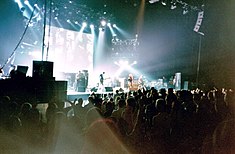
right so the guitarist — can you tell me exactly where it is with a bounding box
[99,72,105,86]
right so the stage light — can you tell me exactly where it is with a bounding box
[171,0,177,10]
[171,4,177,10]
[130,61,137,66]
[101,20,106,27]
[24,0,34,11]
[90,24,95,36]
[67,19,70,23]
[119,60,129,66]
[114,61,118,65]
[161,0,167,6]
[90,24,94,29]
[82,22,87,27]
[183,5,189,15]
[24,0,29,5]
[149,0,160,4]
[99,27,103,31]
[113,24,117,28]
[183,9,188,15]
[107,22,116,36]
[34,4,40,10]
[15,0,25,12]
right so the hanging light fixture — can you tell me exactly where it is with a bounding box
[161,0,167,6]
[149,0,160,4]
[170,0,177,10]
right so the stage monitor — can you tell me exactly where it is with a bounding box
[17,65,28,75]
[13,65,29,78]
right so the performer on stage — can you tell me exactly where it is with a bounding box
[76,71,85,91]
[99,72,105,86]
[128,73,133,88]
[138,75,144,89]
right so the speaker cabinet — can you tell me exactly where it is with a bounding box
[33,61,54,79]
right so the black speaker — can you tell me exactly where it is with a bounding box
[105,87,113,92]
[17,65,28,75]
[33,61,54,79]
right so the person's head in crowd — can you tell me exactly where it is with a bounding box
[0,95,11,104]
[155,98,166,113]
[81,118,129,154]
[126,97,136,113]
[118,99,126,109]
[20,102,32,115]
[86,107,103,127]
[168,88,174,94]
[115,89,119,94]
[77,98,83,107]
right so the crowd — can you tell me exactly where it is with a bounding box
[0,86,234,153]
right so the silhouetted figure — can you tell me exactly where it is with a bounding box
[99,72,105,86]
[128,73,133,88]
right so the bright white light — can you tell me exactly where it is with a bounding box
[119,60,129,66]
[171,5,177,10]
[183,9,188,15]
[113,24,117,28]
[24,0,29,5]
[162,1,166,6]
[107,23,111,27]
[82,22,87,27]
[15,0,20,3]
[101,20,106,26]
[90,24,94,29]
[28,51,41,59]
[149,0,160,4]
[99,27,103,31]
[67,19,70,23]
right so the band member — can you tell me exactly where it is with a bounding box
[128,73,133,87]
[138,75,144,89]
[99,72,105,86]
[76,71,85,91]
